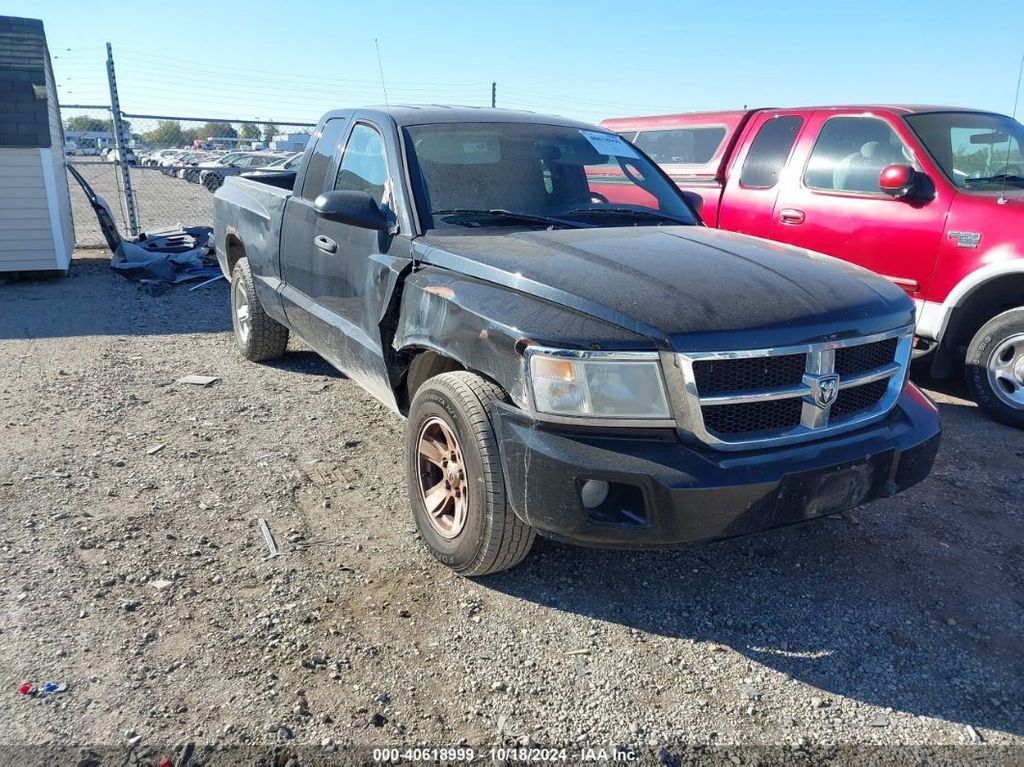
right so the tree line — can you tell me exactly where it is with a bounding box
[64,116,284,148]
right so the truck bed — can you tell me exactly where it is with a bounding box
[213,175,293,283]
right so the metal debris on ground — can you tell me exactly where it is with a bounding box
[178,375,219,387]
[66,164,219,286]
[146,444,165,455]
[258,518,280,559]
[188,275,226,292]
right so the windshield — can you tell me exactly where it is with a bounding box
[905,111,1024,190]
[403,122,698,230]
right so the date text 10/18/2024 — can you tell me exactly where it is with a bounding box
[372,746,638,763]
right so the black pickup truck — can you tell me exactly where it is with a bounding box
[213,106,941,576]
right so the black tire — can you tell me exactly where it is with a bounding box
[964,307,1024,428]
[230,257,289,362]
[406,371,535,576]
[204,174,222,192]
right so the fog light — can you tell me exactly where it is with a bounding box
[580,479,610,509]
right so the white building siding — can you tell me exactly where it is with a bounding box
[0,147,58,269]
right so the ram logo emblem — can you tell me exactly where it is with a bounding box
[812,374,839,407]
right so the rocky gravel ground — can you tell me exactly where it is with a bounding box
[1,255,1022,765]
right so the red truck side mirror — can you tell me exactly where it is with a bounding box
[878,164,919,199]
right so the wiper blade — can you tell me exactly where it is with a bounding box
[964,174,1024,186]
[566,207,692,225]
[431,208,590,229]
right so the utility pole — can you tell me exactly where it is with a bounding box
[106,43,139,238]
[491,82,496,109]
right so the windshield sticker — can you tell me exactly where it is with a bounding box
[579,129,639,159]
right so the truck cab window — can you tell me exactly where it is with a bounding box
[334,124,389,205]
[905,111,1024,189]
[739,116,803,189]
[804,116,914,194]
[633,127,726,165]
[300,118,348,200]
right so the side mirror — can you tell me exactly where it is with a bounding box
[314,190,388,231]
[681,190,703,215]
[879,164,922,200]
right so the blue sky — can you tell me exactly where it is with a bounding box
[9,0,1024,125]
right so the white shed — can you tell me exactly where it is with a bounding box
[0,15,75,274]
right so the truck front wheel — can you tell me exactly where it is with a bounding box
[406,372,535,576]
[965,307,1024,428]
[230,257,289,362]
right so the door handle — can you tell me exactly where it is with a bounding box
[779,208,805,225]
[314,235,337,254]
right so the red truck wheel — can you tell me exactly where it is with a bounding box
[965,308,1024,429]
[406,372,535,576]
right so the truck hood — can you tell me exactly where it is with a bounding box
[415,226,914,352]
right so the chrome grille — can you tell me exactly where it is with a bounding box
[692,353,805,394]
[701,397,803,435]
[674,327,913,450]
[830,379,889,421]
[835,337,899,377]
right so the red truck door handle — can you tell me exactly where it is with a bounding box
[314,235,337,254]
[779,208,805,225]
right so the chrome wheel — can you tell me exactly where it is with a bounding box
[416,416,468,539]
[987,333,1024,409]
[233,278,251,346]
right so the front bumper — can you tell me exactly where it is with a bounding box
[493,384,941,548]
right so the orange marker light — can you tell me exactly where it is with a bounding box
[533,357,575,382]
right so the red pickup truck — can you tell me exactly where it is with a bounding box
[601,106,1024,428]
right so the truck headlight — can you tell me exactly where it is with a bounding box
[527,349,672,421]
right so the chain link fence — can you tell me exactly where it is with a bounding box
[63,105,314,248]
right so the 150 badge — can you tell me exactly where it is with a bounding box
[947,230,982,249]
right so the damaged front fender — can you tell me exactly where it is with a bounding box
[392,266,653,410]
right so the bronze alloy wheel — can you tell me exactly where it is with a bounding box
[416,416,469,539]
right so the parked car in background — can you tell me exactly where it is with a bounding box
[213,106,940,575]
[103,146,137,164]
[200,152,289,191]
[604,106,1024,427]
[142,149,186,166]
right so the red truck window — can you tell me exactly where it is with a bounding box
[633,127,726,165]
[804,116,914,194]
[905,111,1024,188]
[739,116,803,189]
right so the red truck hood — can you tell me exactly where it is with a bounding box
[415,226,915,352]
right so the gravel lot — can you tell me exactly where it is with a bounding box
[1,255,1022,764]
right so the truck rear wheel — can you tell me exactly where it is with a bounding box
[230,257,289,362]
[406,372,535,576]
[965,307,1024,428]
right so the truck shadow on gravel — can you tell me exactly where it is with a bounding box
[0,258,233,339]
[266,350,347,379]
[485,401,1024,736]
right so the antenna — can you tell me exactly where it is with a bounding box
[374,38,391,111]
[1012,50,1024,120]
[999,50,1024,202]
